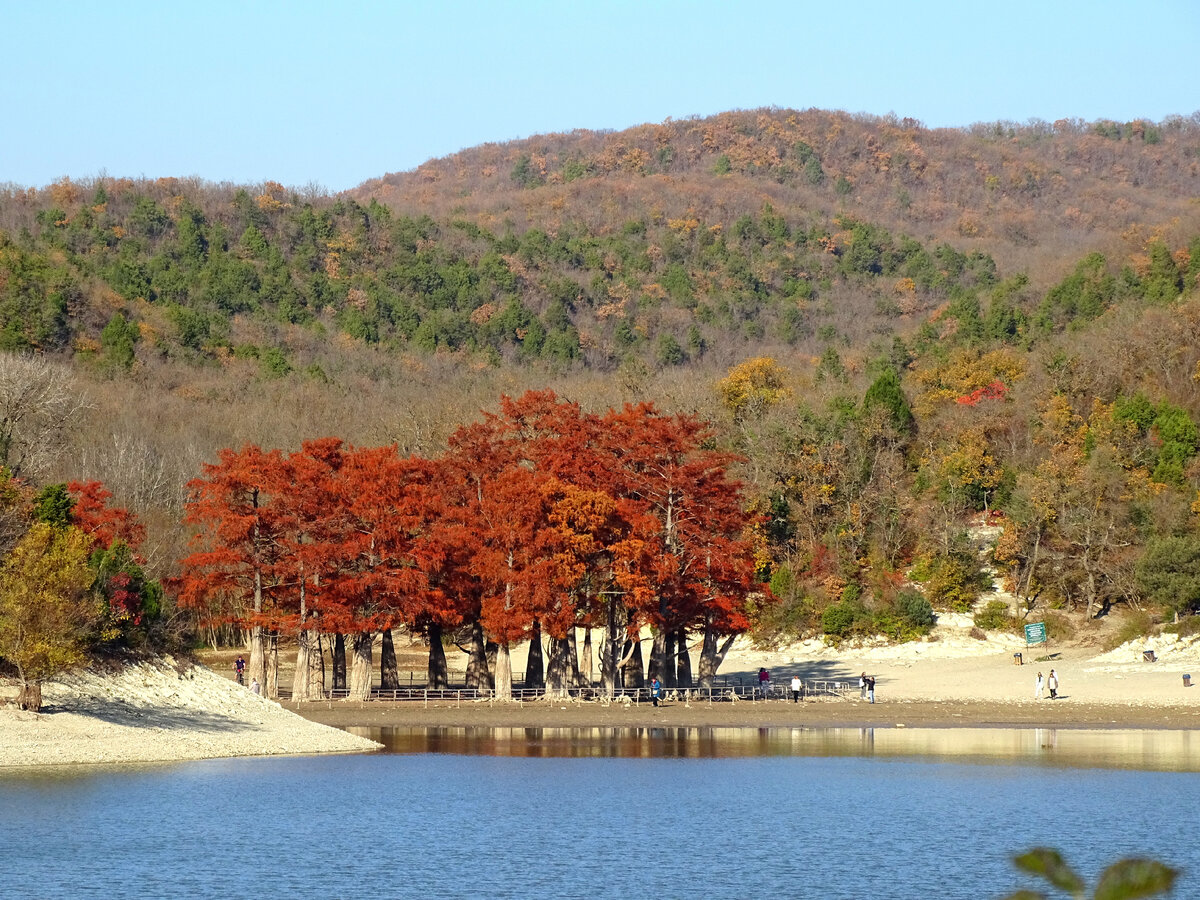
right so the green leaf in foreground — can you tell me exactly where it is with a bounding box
[1013,848,1086,896]
[1093,858,1178,900]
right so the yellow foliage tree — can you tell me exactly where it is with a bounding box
[911,348,1026,416]
[717,357,791,421]
[0,522,99,711]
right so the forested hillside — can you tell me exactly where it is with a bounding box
[3,107,1200,676]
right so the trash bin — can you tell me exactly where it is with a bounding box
[1185,674,1192,688]
[1013,652,1022,665]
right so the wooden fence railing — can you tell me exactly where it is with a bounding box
[278,678,858,703]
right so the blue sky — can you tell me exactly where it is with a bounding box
[2,0,1197,192]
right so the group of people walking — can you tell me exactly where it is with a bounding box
[1035,669,1059,700]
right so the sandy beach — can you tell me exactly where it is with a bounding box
[0,658,380,770]
[290,624,1200,731]
[4,614,1199,771]
[279,612,1200,730]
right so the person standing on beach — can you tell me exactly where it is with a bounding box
[866,675,876,703]
[1047,669,1058,699]
[758,667,770,699]
[860,672,867,699]
[791,674,802,703]
[650,676,661,707]
[1035,671,1044,700]
[234,656,245,686]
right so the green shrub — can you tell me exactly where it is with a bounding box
[974,599,1015,631]
[896,589,935,630]
[821,602,857,638]
[914,549,987,611]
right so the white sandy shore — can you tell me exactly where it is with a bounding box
[4,615,1199,772]
[730,613,1200,707]
[0,659,380,771]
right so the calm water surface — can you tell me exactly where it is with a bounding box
[1,727,1197,900]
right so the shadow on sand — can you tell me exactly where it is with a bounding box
[42,696,257,733]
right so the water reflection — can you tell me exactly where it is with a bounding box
[348,724,1200,770]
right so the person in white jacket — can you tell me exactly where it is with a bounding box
[1035,671,1044,700]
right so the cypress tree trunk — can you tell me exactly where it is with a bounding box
[580,628,593,688]
[566,627,583,687]
[465,621,491,691]
[308,632,326,698]
[600,598,624,697]
[292,629,324,700]
[662,630,677,688]
[347,631,373,700]
[493,642,513,700]
[625,639,645,688]
[675,627,693,689]
[648,628,666,686]
[293,628,313,701]
[332,632,347,691]
[486,641,498,683]
[545,636,572,696]
[291,579,321,701]
[248,624,266,694]
[265,629,279,699]
[698,624,737,690]
[427,622,448,689]
[380,628,400,691]
[525,620,545,689]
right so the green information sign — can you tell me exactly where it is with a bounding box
[1025,622,1047,646]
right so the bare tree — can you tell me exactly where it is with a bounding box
[0,353,89,479]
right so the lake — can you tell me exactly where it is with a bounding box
[1,727,1197,899]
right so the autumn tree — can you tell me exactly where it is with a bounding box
[597,401,765,689]
[0,522,98,711]
[178,445,287,693]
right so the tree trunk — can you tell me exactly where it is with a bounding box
[675,627,692,688]
[624,638,645,688]
[292,629,324,701]
[308,632,326,698]
[380,628,400,691]
[332,632,347,691]
[292,579,321,701]
[293,630,312,701]
[566,627,583,687]
[465,621,491,691]
[663,630,678,688]
[17,680,42,713]
[248,624,266,694]
[427,622,448,689]
[698,627,737,689]
[525,620,545,689]
[347,631,373,700]
[493,642,513,700]
[600,598,625,697]
[648,628,667,687]
[580,628,593,688]
[486,641,498,682]
[546,635,573,697]
[265,630,279,699]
